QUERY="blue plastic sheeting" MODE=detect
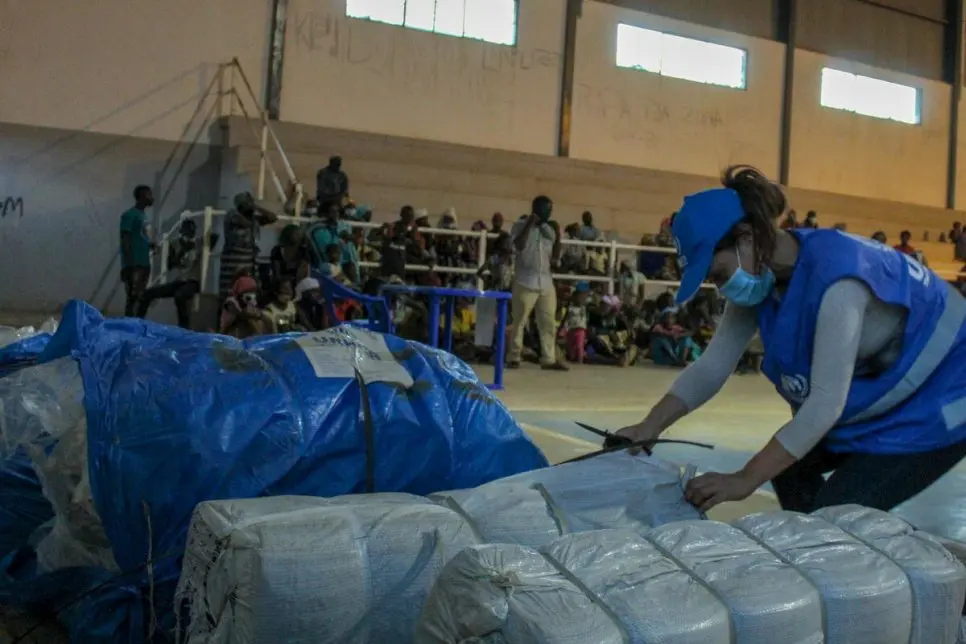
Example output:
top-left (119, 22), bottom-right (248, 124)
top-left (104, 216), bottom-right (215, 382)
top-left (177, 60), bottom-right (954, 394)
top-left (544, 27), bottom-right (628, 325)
top-left (7, 300), bottom-right (547, 642)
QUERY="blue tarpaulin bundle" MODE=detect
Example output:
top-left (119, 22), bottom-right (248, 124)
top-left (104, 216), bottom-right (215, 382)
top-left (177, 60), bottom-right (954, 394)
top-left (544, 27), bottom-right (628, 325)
top-left (1, 300), bottom-right (547, 642)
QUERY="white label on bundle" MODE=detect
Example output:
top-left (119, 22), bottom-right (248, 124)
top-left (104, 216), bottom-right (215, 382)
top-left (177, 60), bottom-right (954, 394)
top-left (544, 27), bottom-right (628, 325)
top-left (296, 328), bottom-right (415, 386)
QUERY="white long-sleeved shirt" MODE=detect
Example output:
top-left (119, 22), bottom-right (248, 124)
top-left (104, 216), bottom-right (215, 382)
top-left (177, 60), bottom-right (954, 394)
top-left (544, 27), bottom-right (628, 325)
top-left (669, 279), bottom-right (906, 458)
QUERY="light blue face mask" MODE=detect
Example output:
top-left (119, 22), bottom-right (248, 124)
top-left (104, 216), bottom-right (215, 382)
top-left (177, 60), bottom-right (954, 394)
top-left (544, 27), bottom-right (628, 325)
top-left (719, 245), bottom-right (776, 307)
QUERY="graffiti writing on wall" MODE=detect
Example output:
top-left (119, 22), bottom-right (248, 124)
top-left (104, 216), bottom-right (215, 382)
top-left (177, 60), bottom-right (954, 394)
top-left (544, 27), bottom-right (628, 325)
top-left (0, 197), bottom-right (24, 219)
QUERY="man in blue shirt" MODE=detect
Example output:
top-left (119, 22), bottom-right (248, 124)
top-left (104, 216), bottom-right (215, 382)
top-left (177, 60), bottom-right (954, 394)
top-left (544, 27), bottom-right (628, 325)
top-left (119, 185), bottom-right (154, 316)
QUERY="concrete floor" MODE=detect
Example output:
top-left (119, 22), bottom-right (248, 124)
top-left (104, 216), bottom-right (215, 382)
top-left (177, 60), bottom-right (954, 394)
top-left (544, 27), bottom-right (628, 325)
top-left (486, 362), bottom-right (966, 536)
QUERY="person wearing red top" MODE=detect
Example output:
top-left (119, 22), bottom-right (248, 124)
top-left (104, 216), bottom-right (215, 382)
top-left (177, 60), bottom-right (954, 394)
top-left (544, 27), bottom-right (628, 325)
top-left (893, 230), bottom-right (916, 256)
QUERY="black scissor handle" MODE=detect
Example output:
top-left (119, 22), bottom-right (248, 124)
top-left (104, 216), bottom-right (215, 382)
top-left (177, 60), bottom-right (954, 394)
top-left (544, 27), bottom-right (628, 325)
top-left (557, 435), bottom-right (715, 466)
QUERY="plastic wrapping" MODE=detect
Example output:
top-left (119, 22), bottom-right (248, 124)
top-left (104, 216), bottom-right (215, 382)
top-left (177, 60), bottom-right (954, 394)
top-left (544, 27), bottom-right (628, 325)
top-left (416, 543), bottom-right (627, 644)
top-left (734, 511), bottom-right (913, 644)
top-left (814, 505), bottom-right (966, 644)
top-left (431, 451), bottom-right (701, 549)
top-left (0, 300), bottom-right (546, 643)
top-left (648, 520), bottom-right (823, 644)
top-left (176, 494), bottom-right (479, 644)
top-left (0, 357), bottom-right (112, 572)
top-left (0, 451), bottom-right (54, 560)
top-left (544, 529), bottom-right (731, 643)
top-left (417, 531), bottom-right (731, 644)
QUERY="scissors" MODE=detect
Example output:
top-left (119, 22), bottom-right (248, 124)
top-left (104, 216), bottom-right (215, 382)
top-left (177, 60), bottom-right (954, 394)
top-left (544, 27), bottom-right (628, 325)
top-left (559, 421), bottom-right (715, 465)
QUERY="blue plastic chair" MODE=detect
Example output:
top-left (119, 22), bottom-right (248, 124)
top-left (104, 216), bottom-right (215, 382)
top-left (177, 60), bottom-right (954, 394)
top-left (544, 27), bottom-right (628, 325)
top-left (319, 276), bottom-right (393, 333)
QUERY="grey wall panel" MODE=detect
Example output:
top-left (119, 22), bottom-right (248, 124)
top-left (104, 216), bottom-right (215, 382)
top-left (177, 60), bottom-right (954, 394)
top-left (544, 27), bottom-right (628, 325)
top-left (0, 122), bottom-right (222, 317)
top-left (594, 0), bottom-right (778, 41)
top-left (797, 0), bottom-right (945, 79)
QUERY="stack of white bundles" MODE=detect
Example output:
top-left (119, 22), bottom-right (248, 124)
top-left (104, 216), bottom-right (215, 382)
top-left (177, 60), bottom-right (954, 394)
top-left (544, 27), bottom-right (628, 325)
top-left (648, 520), bottom-right (823, 644)
top-left (175, 494), bottom-right (479, 644)
top-left (734, 511), bottom-right (913, 644)
top-left (814, 505), bottom-right (966, 644)
top-left (416, 532), bottom-right (730, 644)
top-left (430, 451), bottom-right (700, 549)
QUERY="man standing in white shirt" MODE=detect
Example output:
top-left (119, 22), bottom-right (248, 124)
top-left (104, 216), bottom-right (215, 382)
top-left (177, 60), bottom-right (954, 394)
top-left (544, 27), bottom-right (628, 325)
top-left (507, 195), bottom-right (569, 370)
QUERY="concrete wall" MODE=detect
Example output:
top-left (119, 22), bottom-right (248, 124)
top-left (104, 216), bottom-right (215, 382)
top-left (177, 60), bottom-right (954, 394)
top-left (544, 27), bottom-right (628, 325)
top-left (2, 0), bottom-right (965, 315)
top-left (571, 3), bottom-right (784, 178)
top-left (0, 123), bottom-right (221, 317)
top-left (0, 0), bottom-right (269, 143)
top-left (281, 0), bottom-right (565, 155)
top-left (0, 0), bottom-right (270, 316)
top-left (789, 50), bottom-right (950, 207)
top-left (228, 116), bottom-right (958, 247)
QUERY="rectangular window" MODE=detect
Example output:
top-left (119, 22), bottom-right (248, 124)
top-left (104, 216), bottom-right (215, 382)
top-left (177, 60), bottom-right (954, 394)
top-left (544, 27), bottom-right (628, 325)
top-left (616, 23), bottom-right (747, 90)
top-left (820, 67), bottom-right (921, 125)
top-left (346, 0), bottom-right (517, 46)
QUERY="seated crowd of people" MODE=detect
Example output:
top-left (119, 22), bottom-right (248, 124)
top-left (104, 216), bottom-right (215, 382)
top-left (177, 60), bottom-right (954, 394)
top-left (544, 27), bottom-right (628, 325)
top-left (201, 184), bottom-right (749, 370)
top-left (123, 157), bottom-right (956, 372)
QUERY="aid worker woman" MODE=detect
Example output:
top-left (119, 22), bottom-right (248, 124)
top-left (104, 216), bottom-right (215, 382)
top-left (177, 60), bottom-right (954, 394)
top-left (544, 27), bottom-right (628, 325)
top-left (617, 166), bottom-right (966, 513)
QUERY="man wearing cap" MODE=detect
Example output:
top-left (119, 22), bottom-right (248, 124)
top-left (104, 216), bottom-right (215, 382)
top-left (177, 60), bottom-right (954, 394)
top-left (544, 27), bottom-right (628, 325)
top-left (614, 165), bottom-right (966, 517)
top-left (507, 195), bottom-right (569, 370)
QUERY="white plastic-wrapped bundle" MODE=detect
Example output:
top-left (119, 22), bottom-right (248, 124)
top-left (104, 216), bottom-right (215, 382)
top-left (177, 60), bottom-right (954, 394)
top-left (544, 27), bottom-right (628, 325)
top-left (431, 451), bottom-right (700, 548)
top-left (416, 543), bottom-right (626, 644)
top-left (648, 520), bottom-right (822, 644)
top-left (0, 357), bottom-right (114, 572)
top-left (544, 529), bottom-right (731, 643)
top-left (814, 505), bottom-right (966, 644)
top-left (416, 532), bottom-right (731, 644)
top-left (175, 494), bottom-right (480, 644)
top-left (734, 511), bottom-right (913, 644)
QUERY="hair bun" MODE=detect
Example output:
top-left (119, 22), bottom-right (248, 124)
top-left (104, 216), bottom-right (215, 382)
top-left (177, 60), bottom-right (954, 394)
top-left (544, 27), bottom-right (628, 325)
top-left (721, 165), bottom-right (786, 221)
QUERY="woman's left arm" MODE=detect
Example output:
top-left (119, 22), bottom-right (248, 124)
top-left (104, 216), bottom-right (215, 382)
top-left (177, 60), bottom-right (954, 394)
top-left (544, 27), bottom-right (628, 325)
top-left (686, 279), bottom-right (871, 511)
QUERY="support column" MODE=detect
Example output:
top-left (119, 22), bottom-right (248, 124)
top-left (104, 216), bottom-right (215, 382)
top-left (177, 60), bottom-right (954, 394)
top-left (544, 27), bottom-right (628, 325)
top-left (777, 0), bottom-right (798, 186)
top-left (265, 0), bottom-right (289, 120)
top-left (557, 0), bottom-right (581, 157)
top-left (947, 0), bottom-right (964, 209)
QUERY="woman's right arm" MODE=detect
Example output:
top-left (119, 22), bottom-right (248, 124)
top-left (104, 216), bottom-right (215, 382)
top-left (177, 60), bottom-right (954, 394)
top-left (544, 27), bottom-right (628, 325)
top-left (618, 302), bottom-right (757, 445)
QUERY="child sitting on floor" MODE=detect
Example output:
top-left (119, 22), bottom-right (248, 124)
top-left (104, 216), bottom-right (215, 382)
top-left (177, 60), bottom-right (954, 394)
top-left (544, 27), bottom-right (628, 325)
top-left (587, 295), bottom-right (638, 367)
top-left (319, 243), bottom-right (348, 284)
top-left (295, 277), bottom-right (325, 331)
top-left (220, 274), bottom-right (272, 338)
top-left (650, 307), bottom-right (701, 366)
top-left (264, 280), bottom-right (300, 333)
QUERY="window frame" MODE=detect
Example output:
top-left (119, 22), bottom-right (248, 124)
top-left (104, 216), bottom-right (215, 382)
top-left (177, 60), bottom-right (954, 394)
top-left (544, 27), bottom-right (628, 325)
top-left (345, 0), bottom-right (520, 47)
top-left (819, 66), bottom-right (922, 126)
top-left (615, 22), bottom-right (749, 91)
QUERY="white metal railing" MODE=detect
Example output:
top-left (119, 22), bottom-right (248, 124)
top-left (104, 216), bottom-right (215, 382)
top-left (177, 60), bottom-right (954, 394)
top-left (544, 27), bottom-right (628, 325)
top-left (155, 209), bottom-right (707, 302)
top-left (156, 208), bottom-right (966, 311)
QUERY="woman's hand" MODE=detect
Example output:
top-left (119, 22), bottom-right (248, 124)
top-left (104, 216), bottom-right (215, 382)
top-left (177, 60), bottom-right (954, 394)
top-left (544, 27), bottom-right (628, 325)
top-left (685, 471), bottom-right (758, 512)
top-left (615, 418), bottom-right (663, 454)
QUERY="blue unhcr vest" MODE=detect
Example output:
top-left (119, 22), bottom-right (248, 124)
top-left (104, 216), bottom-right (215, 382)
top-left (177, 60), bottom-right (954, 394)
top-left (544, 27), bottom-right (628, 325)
top-left (757, 229), bottom-right (966, 454)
